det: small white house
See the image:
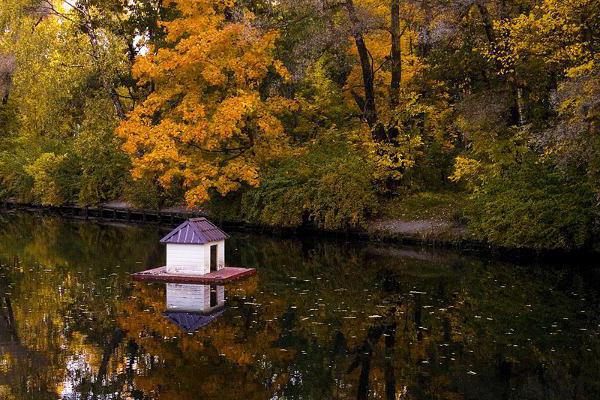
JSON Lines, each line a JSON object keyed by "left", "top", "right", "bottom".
{"left": 160, "top": 218, "right": 229, "bottom": 276}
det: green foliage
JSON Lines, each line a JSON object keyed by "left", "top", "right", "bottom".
{"left": 0, "top": 1, "right": 135, "bottom": 205}
{"left": 0, "top": 138, "right": 34, "bottom": 201}
{"left": 375, "top": 92, "right": 458, "bottom": 191}
{"left": 241, "top": 136, "right": 378, "bottom": 230}
{"left": 466, "top": 159, "right": 596, "bottom": 250}
{"left": 0, "top": 0, "right": 599, "bottom": 251}
{"left": 25, "top": 152, "right": 78, "bottom": 205}
{"left": 74, "top": 96, "right": 129, "bottom": 205}
{"left": 122, "top": 177, "right": 162, "bottom": 209}
{"left": 450, "top": 96, "right": 599, "bottom": 249}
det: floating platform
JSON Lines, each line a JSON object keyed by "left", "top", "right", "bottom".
{"left": 131, "top": 266, "right": 256, "bottom": 284}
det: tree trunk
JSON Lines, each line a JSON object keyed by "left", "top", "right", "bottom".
{"left": 107, "top": 85, "right": 127, "bottom": 120}
{"left": 91, "top": 328, "right": 125, "bottom": 400}
{"left": 345, "top": 0, "right": 377, "bottom": 128}
{"left": 515, "top": 84, "right": 526, "bottom": 126}
{"left": 384, "top": 322, "right": 397, "bottom": 400}
{"left": 390, "top": 0, "right": 401, "bottom": 108}
{"left": 475, "top": 1, "right": 495, "bottom": 43}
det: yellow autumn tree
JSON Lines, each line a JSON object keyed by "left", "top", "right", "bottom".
{"left": 117, "top": 0, "right": 293, "bottom": 205}
{"left": 340, "top": 0, "right": 453, "bottom": 189}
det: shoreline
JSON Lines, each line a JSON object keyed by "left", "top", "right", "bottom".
{"left": 1, "top": 200, "right": 597, "bottom": 262}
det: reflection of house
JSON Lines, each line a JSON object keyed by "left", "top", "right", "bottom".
{"left": 160, "top": 218, "right": 229, "bottom": 276}
{"left": 166, "top": 283, "right": 225, "bottom": 313}
{"left": 163, "top": 283, "right": 225, "bottom": 333}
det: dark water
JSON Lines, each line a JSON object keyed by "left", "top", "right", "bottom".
{"left": 0, "top": 212, "right": 599, "bottom": 400}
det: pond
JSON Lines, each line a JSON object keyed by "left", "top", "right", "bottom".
{"left": 0, "top": 212, "right": 598, "bottom": 399}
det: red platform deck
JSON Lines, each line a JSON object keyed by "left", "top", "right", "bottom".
{"left": 131, "top": 266, "right": 256, "bottom": 284}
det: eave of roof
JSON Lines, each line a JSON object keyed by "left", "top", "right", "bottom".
{"left": 160, "top": 217, "right": 229, "bottom": 244}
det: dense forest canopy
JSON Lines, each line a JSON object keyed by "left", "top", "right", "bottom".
{"left": 0, "top": 0, "right": 598, "bottom": 250}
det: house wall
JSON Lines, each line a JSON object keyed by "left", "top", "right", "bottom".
{"left": 165, "top": 240, "right": 226, "bottom": 275}
{"left": 166, "top": 283, "right": 225, "bottom": 313}
{"left": 165, "top": 243, "right": 205, "bottom": 275}
{"left": 202, "top": 240, "right": 225, "bottom": 271}
{"left": 218, "top": 241, "right": 225, "bottom": 269}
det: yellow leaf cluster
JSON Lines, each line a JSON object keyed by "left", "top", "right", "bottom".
{"left": 484, "top": 0, "right": 597, "bottom": 76}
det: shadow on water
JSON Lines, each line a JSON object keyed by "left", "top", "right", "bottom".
{"left": 0, "top": 212, "right": 599, "bottom": 399}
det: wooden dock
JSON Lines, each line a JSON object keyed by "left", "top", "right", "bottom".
{"left": 131, "top": 266, "right": 256, "bottom": 284}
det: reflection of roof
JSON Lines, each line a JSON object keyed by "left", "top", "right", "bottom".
{"left": 163, "top": 309, "right": 225, "bottom": 333}
{"left": 160, "top": 218, "right": 229, "bottom": 244}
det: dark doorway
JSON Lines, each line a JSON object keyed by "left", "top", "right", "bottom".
{"left": 210, "top": 285, "right": 217, "bottom": 308}
{"left": 210, "top": 244, "right": 218, "bottom": 272}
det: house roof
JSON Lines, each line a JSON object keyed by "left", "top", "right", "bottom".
{"left": 160, "top": 218, "right": 229, "bottom": 245}
{"left": 163, "top": 309, "right": 225, "bottom": 332}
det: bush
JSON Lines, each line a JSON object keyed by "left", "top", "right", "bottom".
{"left": 25, "top": 152, "right": 78, "bottom": 205}
{"left": 74, "top": 96, "right": 130, "bottom": 205}
{"left": 466, "top": 161, "right": 596, "bottom": 250}
{"left": 241, "top": 138, "right": 379, "bottom": 230}
{"left": 0, "top": 145, "right": 34, "bottom": 202}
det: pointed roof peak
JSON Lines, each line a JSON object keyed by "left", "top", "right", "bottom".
{"left": 160, "top": 218, "right": 229, "bottom": 245}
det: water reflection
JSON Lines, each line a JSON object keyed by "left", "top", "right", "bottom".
{"left": 164, "top": 284, "right": 225, "bottom": 332}
{"left": 0, "top": 212, "right": 598, "bottom": 399}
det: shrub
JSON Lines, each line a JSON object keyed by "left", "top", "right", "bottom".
{"left": 241, "top": 138, "right": 378, "bottom": 230}
{"left": 466, "top": 161, "right": 596, "bottom": 250}
{"left": 25, "top": 152, "right": 78, "bottom": 205}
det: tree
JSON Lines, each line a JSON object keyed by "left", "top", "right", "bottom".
{"left": 0, "top": 0, "right": 133, "bottom": 204}
{"left": 118, "top": 0, "right": 295, "bottom": 206}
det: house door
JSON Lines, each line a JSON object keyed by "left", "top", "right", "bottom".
{"left": 210, "top": 244, "right": 218, "bottom": 272}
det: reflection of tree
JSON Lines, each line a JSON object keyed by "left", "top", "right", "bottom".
{"left": 0, "top": 213, "right": 161, "bottom": 399}
{"left": 118, "top": 236, "right": 600, "bottom": 399}
{"left": 0, "top": 273, "right": 55, "bottom": 399}
{"left": 0, "top": 291, "right": 19, "bottom": 344}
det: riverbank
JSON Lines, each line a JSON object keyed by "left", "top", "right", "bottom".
{"left": 0, "top": 199, "right": 204, "bottom": 224}
{"left": 2, "top": 199, "right": 598, "bottom": 262}
{"left": 0, "top": 199, "right": 473, "bottom": 250}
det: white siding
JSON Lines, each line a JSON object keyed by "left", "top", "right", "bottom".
{"left": 218, "top": 240, "right": 225, "bottom": 269}
{"left": 165, "top": 240, "right": 225, "bottom": 275}
{"left": 202, "top": 240, "right": 225, "bottom": 272}
{"left": 166, "top": 283, "right": 225, "bottom": 313}
{"left": 166, "top": 243, "right": 206, "bottom": 275}
{"left": 216, "top": 285, "right": 225, "bottom": 305}
{"left": 205, "top": 285, "right": 225, "bottom": 311}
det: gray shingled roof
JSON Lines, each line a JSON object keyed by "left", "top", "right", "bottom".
{"left": 160, "top": 218, "right": 229, "bottom": 244}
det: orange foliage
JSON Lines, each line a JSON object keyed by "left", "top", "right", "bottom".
{"left": 118, "top": 0, "right": 294, "bottom": 205}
